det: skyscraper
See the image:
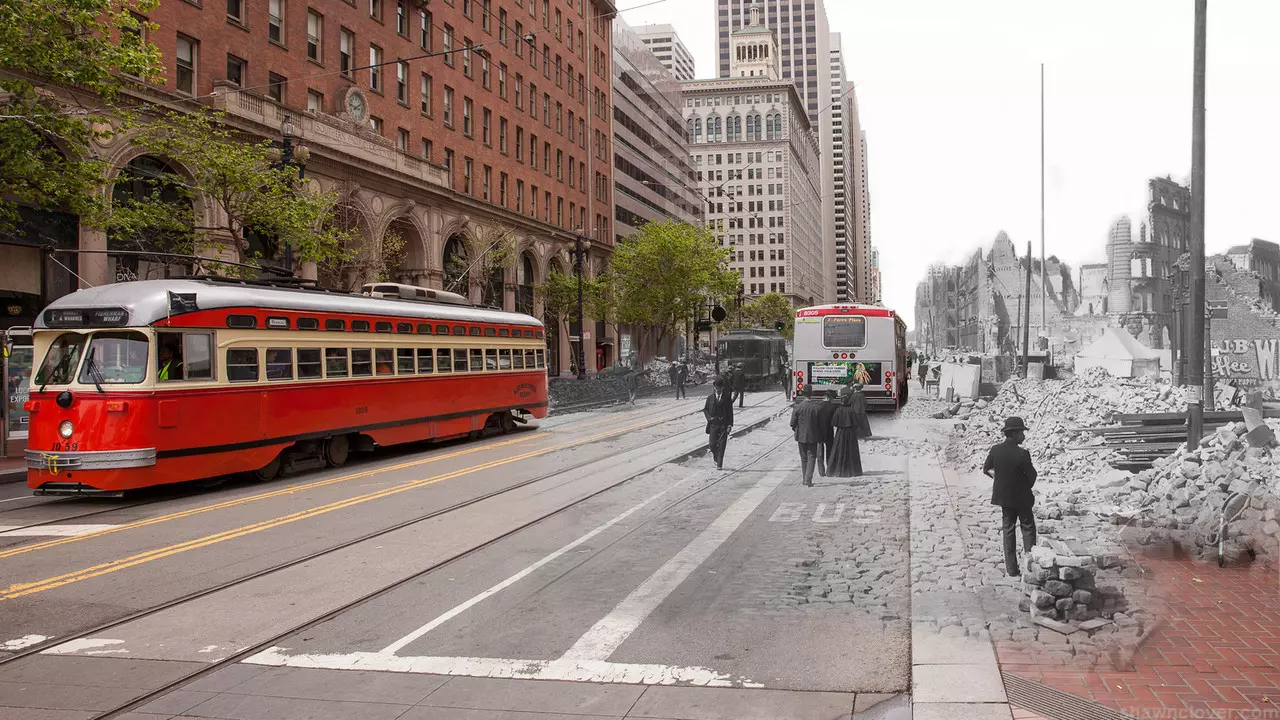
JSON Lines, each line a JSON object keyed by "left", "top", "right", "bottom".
{"left": 718, "top": 0, "right": 835, "bottom": 302}
{"left": 633, "top": 24, "right": 696, "bottom": 82}
{"left": 830, "top": 34, "right": 854, "bottom": 303}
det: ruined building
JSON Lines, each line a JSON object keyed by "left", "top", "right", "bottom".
{"left": 1103, "top": 178, "right": 1190, "bottom": 348}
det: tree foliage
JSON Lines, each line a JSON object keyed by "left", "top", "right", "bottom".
{"left": 315, "top": 201, "right": 404, "bottom": 291}
{"left": 106, "top": 110, "right": 355, "bottom": 273}
{"left": 0, "top": 0, "right": 163, "bottom": 228}
{"left": 536, "top": 269, "right": 606, "bottom": 326}
{"left": 610, "top": 220, "right": 739, "bottom": 345}
{"left": 743, "top": 292, "right": 796, "bottom": 339}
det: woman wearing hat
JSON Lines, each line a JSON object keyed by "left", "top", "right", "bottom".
{"left": 983, "top": 416, "right": 1038, "bottom": 577}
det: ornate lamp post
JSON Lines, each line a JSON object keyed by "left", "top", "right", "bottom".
{"left": 569, "top": 234, "right": 591, "bottom": 380}
{"left": 277, "top": 114, "right": 309, "bottom": 275}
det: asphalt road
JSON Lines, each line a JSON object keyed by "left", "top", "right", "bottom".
{"left": 0, "top": 390, "right": 919, "bottom": 720}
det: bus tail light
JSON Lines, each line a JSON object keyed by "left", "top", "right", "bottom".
{"left": 106, "top": 401, "right": 129, "bottom": 413}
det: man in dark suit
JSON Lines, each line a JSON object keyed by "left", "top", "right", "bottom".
{"left": 817, "top": 389, "right": 839, "bottom": 476}
{"left": 983, "top": 416, "right": 1038, "bottom": 577}
{"left": 731, "top": 364, "right": 746, "bottom": 408}
{"left": 704, "top": 376, "right": 734, "bottom": 469}
{"left": 790, "top": 387, "right": 826, "bottom": 486}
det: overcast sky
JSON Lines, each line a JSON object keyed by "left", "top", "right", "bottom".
{"left": 620, "top": 0, "right": 1280, "bottom": 329}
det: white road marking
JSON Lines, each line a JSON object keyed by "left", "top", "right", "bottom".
{"left": 560, "top": 463, "right": 787, "bottom": 662}
{"left": 247, "top": 459, "right": 788, "bottom": 688}
{"left": 0, "top": 496, "right": 39, "bottom": 505}
{"left": 0, "top": 524, "right": 118, "bottom": 538}
{"left": 378, "top": 471, "right": 706, "bottom": 655}
{"left": 43, "top": 638, "right": 124, "bottom": 655}
{"left": 1, "top": 635, "right": 49, "bottom": 650}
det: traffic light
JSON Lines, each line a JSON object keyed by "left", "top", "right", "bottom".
{"left": 775, "top": 320, "right": 785, "bottom": 332}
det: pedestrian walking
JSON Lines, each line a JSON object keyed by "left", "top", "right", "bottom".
{"left": 790, "top": 387, "right": 825, "bottom": 486}
{"left": 918, "top": 359, "right": 928, "bottom": 389}
{"left": 703, "top": 376, "right": 734, "bottom": 469}
{"left": 983, "top": 416, "right": 1038, "bottom": 577}
{"left": 626, "top": 366, "right": 640, "bottom": 405}
{"left": 817, "top": 389, "right": 838, "bottom": 476}
{"left": 731, "top": 363, "right": 746, "bottom": 408}
{"left": 848, "top": 383, "right": 873, "bottom": 439}
{"left": 675, "top": 361, "right": 688, "bottom": 399}
{"left": 828, "top": 389, "right": 864, "bottom": 477}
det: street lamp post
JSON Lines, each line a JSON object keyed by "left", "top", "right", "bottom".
{"left": 278, "top": 114, "right": 308, "bottom": 275}
{"left": 570, "top": 234, "right": 590, "bottom": 380}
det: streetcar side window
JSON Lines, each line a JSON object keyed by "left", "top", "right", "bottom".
{"left": 452, "top": 325, "right": 466, "bottom": 336}
{"left": 470, "top": 348, "right": 484, "bottom": 371}
{"left": 298, "top": 348, "right": 323, "bottom": 379}
{"left": 484, "top": 348, "right": 498, "bottom": 370}
{"left": 396, "top": 348, "right": 415, "bottom": 374}
{"left": 453, "top": 348, "right": 468, "bottom": 372}
{"left": 513, "top": 350, "right": 525, "bottom": 369}
{"left": 536, "top": 350, "right": 545, "bottom": 369}
{"left": 416, "top": 324, "right": 432, "bottom": 334}
{"left": 524, "top": 349, "right": 536, "bottom": 368}
{"left": 266, "top": 348, "right": 294, "bottom": 381}
{"left": 226, "top": 348, "right": 259, "bottom": 382}
{"left": 352, "top": 349, "right": 373, "bottom": 376}
{"left": 498, "top": 349, "right": 512, "bottom": 370}
{"left": 436, "top": 324, "right": 449, "bottom": 335}
{"left": 437, "top": 348, "right": 453, "bottom": 373}
{"left": 375, "top": 321, "right": 393, "bottom": 333}
{"left": 325, "top": 348, "right": 349, "bottom": 377}
{"left": 184, "top": 333, "right": 213, "bottom": 380}
{"left": 469, "top": 327, "right": 482, "bottom": 337}
{"left": 352, "top": 320, "right": 371, "bottom": 332}
{"left": 325, "top": 319, "right": 346, "bottom": 331}
{"left": 484, "top": 327, "right": 497, "bottom": 337}
{"left": 499, "top": 329, "right": 510, "bottom": 337}
{"left": 397, "top": 323, "right": 413, "bottom": 334}
{"left": 417, "top": 348, "right": 434, "bottom": 373}
{"left": 374, "top": 348, "right": 394, "bottom": 375}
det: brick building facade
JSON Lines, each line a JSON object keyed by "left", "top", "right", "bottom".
{"left": 4, "top": 0, "right": 618, "bottom": 375}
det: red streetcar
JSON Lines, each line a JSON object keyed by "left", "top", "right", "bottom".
{"left": 24, "top": 278, "right": 549, "bottom": 495}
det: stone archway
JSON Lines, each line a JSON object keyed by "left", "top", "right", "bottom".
{"left": 442, "top": 233, "right": 469, "bottom": 295}
{"left": 516, "top": 251, "right": 536, "bottom": 316}
{"left": 318, "top": 201, "right": 374, "bottom": 291}
{"left": 108, "top": 154, "right": 195, "bottom": 282}
{"left": 387, "top": 214, "right": 428, "bottom": 285}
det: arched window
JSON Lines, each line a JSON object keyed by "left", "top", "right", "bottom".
{"left": 110, "top": 155, "right": 194, "bottom": 281}
{"left": 694, "top": 117, "right": 703, "bottom": 142}
{"left": 727, "top": 114, "right": 741, "bottom": 141}
{"left": 442, "top": 234, "right": 468, "bottom": 293}
{"left": 516, "top": 252, "right": 535, "bottom": 315}
{"left": 745, "top": 114, "right": 757, "bottom": 141}
{"left": 707, "top": 114, "right": 722, "bottom": 142}
{"left": 687, "top": 116, "right": 697, "bottom": 142}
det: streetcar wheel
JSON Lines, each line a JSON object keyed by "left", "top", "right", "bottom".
{"left": 500, "top": 412, "right": 516, "bottom": 434}
{"left": 323, "top": 435, "right": 351, "bottom": 468}
{"left": 252, "top": 454, "right": 282, "bottom": 482}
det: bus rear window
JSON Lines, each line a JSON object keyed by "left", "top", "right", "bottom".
{"left": 823, "top": 317, "right": 866, "bottom": 348}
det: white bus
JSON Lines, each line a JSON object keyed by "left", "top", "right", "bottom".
{"left": 791, "top": 304, "right": 910, "bottom": 410}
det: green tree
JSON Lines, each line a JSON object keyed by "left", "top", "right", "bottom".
{"left": 744, "top": 292, "right": 796, "bottom": 339}
{"left": 610, "top": 220, "right": 739, "bottom": 348}
{"left": 107, "top": 110, "right": 355, "bottom": 273}
{"left": 536, "top": 269, "right": 607, "bottom": 336}
{"left": 0, "top": 0, "right": 163, "bottom": 228}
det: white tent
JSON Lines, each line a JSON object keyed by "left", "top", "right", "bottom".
{"left": 1075, "top": 328, "right": 1161, "bottom": 378}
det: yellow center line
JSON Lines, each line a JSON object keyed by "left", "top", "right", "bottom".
{"left": 0, "top": 411, "right": 692, "bottom": 600}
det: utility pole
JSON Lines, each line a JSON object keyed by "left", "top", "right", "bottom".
{"left": 1187, "top": 0, "right": 1207, "bottom": 449}
{"left": 1040, "top": 64, "right": 1047, "bottom": 350}
{"left": 1022, "top": 241, "right": 1032, "bottom": 377}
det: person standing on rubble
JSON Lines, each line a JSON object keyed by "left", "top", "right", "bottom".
{"left": 983, "top": 416, "right": 1038, "bottom": 577}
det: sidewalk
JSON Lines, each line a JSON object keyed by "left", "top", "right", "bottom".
{"left": 0, "top": 455, "right": 23, "bottom": 483}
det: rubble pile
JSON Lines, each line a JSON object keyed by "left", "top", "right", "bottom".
{"left": 942, "top": 368, "right": 1182, "bottom": 480}
{"left": 1108, "top": 417, "right": 1280, "bottom": 561}
{"left": 1019, "top": 538, "right": 1127, "bottom": 625}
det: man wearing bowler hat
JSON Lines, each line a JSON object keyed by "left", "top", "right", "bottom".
{"left": 983, "top": 416, "right": 1038, "bottom": 577}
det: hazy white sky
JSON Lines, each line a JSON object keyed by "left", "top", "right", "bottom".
{"left": 620, "top": 0, "right": 1280, "bottom": 329}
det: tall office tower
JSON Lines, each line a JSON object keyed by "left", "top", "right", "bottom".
{"left": 854, "top": 128, "right": 874, "bottom": 303}
{"left": 632, "top": 23, "right": 696, "bottom": 82}
{"left": 718, "top": 0, "right": 834, "bottom": 302}
{"left": 830, "top": 34, "right": 855, "bottom": 303}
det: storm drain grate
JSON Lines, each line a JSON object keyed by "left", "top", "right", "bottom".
{"left": 1003, "top": 672, "right": 1135, "bottom": 720}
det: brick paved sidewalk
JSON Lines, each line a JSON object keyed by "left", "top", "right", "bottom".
{"left": 1003, "top": 551, "right": 1280, "bottom": 720}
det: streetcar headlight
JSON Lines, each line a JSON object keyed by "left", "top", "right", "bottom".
{"left": 58, "top": 420, "right": 74, "bottom": 439}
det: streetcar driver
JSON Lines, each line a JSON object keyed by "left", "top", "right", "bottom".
{"left": 158, "top": 342, "right": 184, "bottom": 381}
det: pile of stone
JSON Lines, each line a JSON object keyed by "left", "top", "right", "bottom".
{"left": 1107, "top": 416, "right": 1280, "bottom": 561}
{"left": 942, "top": 367, "right": 1182, "bottom": 481}
{"left": 1019, "top": 537, "right": 1127, "bottom": 626}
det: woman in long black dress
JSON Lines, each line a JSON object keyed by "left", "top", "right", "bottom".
{"left": 828, "top": 391, "right": 864, "bottom": 477}
{"left": 849, "top": 383, "right": 872, "bottom": 439}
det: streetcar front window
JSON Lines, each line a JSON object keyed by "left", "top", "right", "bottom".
{"left": 79, "top": 331, "right": 149, "bottom": 385}
{"left": 35, "top": 333, "right": 86, "bottom": 386}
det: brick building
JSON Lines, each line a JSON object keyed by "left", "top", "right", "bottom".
{"left": 2, "top": 0, "right": 617, "bottom": 375}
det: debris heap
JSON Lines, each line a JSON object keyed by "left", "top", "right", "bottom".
{"left": 943, "top": 368, "right": 1181, "bottom": 480}
{"left": 1019, "top": 538, "right": 1126, "bottom": 625}
{"left": 1108, "top": 417, "right": 1280, "bottom": 561}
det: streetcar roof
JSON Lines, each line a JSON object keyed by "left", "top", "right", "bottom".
{"left": 34, "top": 279, "right": 544, "bottom": 329}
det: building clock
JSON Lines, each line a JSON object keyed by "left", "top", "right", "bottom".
{"left": 340, "top": 87, "right": 369, "bottom": 123}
